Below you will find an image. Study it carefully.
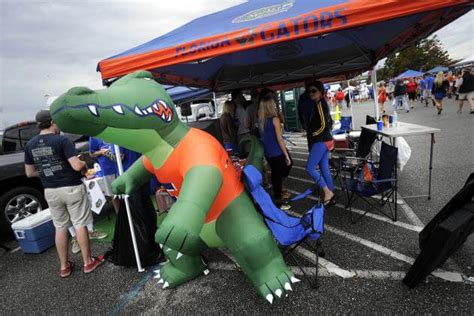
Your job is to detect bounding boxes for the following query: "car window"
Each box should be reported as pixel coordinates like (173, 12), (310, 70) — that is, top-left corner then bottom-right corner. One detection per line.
(2, 127), (21, 153)
(19, 125), (40, 147)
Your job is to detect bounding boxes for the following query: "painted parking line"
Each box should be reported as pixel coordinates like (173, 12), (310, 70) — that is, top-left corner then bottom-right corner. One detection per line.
(285, 188), (422, 232)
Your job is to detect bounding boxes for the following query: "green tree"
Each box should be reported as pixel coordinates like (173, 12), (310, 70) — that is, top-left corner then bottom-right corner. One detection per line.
(377, 35), (460, 81)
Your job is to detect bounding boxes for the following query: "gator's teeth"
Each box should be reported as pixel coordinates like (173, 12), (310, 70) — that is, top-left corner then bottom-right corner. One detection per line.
(153, 103), (159, 111)
(163, 281), (169, 289)
(88, 105), (98, 116)
(176, 252), (183, 260)
(134, 106), (143, 116)
(159, 100), (168, 109)
(284, 282), (292, 291)
(275, 289), (282, 298)
(112, 105), (124, 114)
(161, 113), (166, 120)
(146, 107), (153, 114)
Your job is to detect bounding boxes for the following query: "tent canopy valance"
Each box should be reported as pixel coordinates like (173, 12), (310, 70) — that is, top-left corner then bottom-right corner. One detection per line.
(98, 0), (471, 92)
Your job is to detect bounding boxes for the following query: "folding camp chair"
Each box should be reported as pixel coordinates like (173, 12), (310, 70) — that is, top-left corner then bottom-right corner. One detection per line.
(344, 142), (398, 223)
(243, 165), (325, 288)
(331, 127), (378, 189)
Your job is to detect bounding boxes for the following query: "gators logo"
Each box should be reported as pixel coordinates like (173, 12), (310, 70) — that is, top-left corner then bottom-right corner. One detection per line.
(232, 0), (294, 23)
(152, 100), (174, 122)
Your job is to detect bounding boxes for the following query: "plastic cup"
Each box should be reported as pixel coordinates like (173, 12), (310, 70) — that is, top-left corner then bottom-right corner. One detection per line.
(389, 115), (394, 124)
(377, 121), (383, 131)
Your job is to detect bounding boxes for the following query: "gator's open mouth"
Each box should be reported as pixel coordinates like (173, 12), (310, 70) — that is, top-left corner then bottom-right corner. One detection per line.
(52, 98), (174, 123)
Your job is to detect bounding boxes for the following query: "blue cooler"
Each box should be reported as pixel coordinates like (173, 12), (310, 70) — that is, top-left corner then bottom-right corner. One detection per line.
(11, 209), (55, 254)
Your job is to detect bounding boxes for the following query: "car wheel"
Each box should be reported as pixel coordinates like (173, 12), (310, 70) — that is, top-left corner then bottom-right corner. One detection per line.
(0, 186), (47, 236)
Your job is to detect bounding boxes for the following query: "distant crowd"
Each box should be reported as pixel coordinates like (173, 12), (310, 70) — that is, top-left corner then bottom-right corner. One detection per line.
(377, 68), (474, 115)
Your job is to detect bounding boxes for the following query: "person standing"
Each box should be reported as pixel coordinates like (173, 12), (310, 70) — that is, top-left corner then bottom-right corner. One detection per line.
(432, 72), (449, 115)
(378, 83), (387, 114)
(258, 95), (293, 209)
(393, 80), (409, 113)
(24, 110), (102, 278)
(457, 68), (474, 114)
(89, 137), (120, 213)
(298, 83), (314, 132)
(406, 78), (418, 109)
(424, 73), (436, 107)
(219, 100), (239, 154)
(231, 90), (250, 143)
(305, 81), (336, 206)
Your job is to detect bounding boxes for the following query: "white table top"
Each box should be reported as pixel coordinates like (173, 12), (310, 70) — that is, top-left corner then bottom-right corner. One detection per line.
(361, 121), (440, 138)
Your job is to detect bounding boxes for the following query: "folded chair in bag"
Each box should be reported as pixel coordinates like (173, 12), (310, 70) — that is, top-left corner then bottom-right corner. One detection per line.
(345, 142), (398, 223)
(243, 165), (325, 288)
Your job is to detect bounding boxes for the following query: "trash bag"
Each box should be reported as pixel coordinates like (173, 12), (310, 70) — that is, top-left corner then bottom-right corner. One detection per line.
(107, 184), (163, 267)
(395, 137), (411, 171)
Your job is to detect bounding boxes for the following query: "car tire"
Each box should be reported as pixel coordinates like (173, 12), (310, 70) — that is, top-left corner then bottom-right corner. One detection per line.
(0, 186), (47, 236)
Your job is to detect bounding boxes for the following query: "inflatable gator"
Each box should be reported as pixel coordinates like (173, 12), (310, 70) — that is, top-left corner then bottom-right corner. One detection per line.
(50, 71), (297, 303)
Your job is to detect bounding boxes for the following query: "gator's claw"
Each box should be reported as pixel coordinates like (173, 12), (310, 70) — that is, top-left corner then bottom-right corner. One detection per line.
(155, 223), (206, 256)
(257, 270), (295, 303)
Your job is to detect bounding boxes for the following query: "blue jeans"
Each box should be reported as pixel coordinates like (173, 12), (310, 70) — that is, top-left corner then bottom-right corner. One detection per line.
(394, 95), (409, 112)
(306, 142), (334, 191)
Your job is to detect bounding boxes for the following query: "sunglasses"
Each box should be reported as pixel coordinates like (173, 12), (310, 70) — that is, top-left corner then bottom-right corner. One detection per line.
(309, 89), (319, 94)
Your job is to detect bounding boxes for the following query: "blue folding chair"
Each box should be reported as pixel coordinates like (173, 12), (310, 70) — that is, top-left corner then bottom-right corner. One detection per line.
(243, 165), (325, 288)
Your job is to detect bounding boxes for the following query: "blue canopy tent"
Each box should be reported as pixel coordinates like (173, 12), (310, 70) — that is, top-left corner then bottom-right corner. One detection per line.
(165, 85), (211, 104)
(394, 69), (425, 80)
(99, 0), (470, 89)
(98, 0), (470, 119)
(426, 66), (449, 74)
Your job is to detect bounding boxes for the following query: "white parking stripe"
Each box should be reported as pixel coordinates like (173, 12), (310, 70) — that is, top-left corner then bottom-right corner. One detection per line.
(286, 189), (422, 232)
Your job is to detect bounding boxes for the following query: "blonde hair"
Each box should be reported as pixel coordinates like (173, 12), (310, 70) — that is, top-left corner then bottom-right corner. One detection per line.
(258, 98), (278, 131)
(222, 100), (235, 115)
(434, 72), (444, 86)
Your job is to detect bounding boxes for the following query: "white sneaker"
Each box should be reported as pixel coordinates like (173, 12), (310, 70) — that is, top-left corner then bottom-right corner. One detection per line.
(71, 238), (81, 254)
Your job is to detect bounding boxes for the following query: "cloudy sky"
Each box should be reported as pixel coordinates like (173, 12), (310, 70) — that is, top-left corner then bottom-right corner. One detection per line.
(1, 0), (472, 129)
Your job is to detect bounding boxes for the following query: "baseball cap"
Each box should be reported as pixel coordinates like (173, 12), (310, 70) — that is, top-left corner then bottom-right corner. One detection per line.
(35, 110), (52, 129)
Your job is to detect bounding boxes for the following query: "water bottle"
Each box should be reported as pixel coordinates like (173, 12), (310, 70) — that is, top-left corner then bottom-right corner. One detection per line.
(392, 110), (398, 126)
(94, 163), (103, 177)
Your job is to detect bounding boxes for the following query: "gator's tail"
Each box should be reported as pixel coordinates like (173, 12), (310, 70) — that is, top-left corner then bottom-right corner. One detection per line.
(239, 134), (264, 174)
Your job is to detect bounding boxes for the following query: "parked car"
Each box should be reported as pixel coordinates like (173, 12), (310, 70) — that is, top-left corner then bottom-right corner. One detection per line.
(178, 100), (215, 122)
(0, 121), (89, 236)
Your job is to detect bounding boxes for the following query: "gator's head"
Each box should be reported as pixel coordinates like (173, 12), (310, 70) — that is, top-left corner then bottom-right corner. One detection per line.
(50, 71), (185, 151)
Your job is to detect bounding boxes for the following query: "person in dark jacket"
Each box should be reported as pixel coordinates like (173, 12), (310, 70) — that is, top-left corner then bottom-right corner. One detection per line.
(432, 72), (449, 115)
(393, 80), (409, 113)
(457, 68), (474, 114)
(297, 82), (314, 131)
(305, 81), (336, 206)
(219, 100), (238, 154)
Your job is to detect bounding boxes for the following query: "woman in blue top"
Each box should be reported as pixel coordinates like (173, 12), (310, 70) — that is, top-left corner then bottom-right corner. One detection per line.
(258, 95), (292, 208)
(305, 81), (336, 206)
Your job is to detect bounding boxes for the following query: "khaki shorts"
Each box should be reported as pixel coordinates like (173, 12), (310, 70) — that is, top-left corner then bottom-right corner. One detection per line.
(458, 92), (474, 101)
(44, 184), (93, 231)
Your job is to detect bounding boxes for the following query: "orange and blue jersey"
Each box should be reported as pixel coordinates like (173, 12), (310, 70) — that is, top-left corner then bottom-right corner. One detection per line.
(142, 128), (244, 223)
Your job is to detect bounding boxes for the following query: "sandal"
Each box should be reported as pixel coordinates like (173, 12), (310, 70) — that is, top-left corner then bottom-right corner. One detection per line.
(60, 261), (74, 278)
(323, 195), (337, 207)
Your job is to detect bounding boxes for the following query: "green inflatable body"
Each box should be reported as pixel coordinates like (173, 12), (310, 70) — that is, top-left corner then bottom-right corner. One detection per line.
(50, 71), (297, 303)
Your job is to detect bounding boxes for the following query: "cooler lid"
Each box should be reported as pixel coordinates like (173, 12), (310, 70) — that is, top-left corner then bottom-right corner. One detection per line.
(11, 209), (52, 230)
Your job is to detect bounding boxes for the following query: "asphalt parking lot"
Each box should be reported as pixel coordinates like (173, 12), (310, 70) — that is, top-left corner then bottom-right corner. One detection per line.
(1, 98), (473, 314)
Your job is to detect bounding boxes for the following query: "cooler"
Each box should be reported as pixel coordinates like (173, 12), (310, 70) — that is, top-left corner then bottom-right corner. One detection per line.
(11, 209), (55, 254)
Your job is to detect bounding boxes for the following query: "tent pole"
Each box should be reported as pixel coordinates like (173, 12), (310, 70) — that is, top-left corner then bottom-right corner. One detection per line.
(114, 145), (145, 273)
(212, 92), (217, 115)
(347, 80), (354, 129)
(371, 67), (379, 119)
